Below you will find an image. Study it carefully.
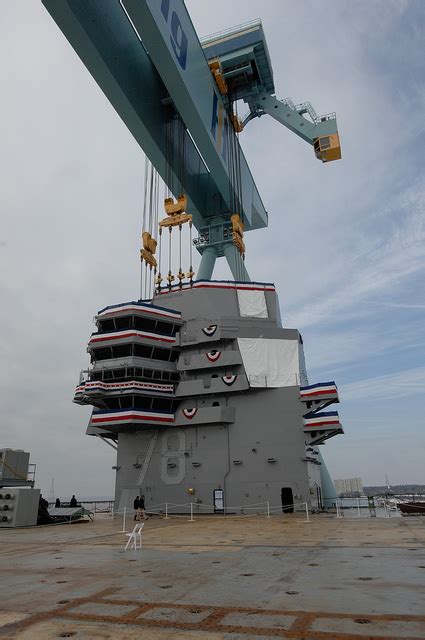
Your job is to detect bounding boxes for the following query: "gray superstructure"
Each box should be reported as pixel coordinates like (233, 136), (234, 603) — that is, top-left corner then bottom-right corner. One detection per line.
(74, 280), (343, 513)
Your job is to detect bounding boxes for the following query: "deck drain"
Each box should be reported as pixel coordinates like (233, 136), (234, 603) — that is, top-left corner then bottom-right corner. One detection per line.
(58, 633), (77, 638)
(141, 570), (151, 573)
(358, 577), (373, 581)
(355, 619), (371, 624)
(159, 585), (173, 589)
(308, 563), (319, 566)
(417, 566), (425, 569)
(362, 555), (374, 558)
(56, 580), (68, 584)
(57, 600), (70, 605)
(286, 591), (299, 595)
(56, 567), (65, 570)
(212, 561), (221, 564)
(240, 573), (255, 577)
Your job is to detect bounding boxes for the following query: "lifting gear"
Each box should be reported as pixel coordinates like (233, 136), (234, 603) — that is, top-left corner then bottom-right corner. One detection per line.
(208, 58), (228, 95)
(231, 213), (245, 257)
(166, 226), (174, 290)
(160, 194), (192, 228)
(187, 221), (195, 283)
(140, 231), (157, 268)
(231, 113), (243, 133)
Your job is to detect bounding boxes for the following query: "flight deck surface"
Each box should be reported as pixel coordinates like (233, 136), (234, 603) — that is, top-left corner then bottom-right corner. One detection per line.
(0, 513), (424, 639)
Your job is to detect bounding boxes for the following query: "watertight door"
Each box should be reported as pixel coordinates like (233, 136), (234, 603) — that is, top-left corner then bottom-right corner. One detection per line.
(281, 487), (294, 513)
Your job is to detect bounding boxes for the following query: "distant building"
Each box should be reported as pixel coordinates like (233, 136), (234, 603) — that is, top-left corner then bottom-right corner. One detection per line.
(334, 477), (363, 496)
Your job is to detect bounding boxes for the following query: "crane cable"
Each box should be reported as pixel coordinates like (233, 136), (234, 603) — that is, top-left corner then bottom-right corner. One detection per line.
(152, 167), (159, 299)
(189, 219), (193, 286)
(157, 227), (163, 294)
(228, 91), (245, 281)
(227, 92), (240, 281)
(140, 156), (149, 299)
(168, 226), (172, 291)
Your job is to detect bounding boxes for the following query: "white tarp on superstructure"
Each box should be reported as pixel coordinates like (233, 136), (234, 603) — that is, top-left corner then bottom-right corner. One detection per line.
(237, 338), (300, 387)
(237, 289), (268, 318)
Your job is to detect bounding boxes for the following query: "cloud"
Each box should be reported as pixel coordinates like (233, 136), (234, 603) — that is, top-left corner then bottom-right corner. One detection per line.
(340, 367), (425, 402)
(283, 176), (425, 329)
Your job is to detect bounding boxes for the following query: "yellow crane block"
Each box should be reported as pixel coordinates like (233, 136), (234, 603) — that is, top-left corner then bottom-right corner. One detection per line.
(231, 213), (245, 256)
(231, 113), (243, 133)
(164, 194), (188, 216)
(160, 194), (192, 228)
(140, 231), (157, 268)
(159, 213), (192, 228)
(208, 58), (228, 95)
(142, 231), (157, 254)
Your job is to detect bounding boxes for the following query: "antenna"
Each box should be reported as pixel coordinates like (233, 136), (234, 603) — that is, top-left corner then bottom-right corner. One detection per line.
(48, 477), (55, 503)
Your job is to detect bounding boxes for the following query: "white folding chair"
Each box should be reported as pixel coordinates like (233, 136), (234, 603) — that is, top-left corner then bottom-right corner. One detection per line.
(124, 522), (144, 551)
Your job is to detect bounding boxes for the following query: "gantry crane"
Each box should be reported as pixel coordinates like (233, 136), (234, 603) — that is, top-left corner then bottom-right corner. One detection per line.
(42, 0), (341, 282)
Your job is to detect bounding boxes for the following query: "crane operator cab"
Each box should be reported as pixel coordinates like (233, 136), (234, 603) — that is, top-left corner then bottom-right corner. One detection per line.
(313, 133), (342, 163)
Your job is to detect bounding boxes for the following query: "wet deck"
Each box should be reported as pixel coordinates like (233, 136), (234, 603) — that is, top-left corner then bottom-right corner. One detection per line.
(1, 513), (425, 639)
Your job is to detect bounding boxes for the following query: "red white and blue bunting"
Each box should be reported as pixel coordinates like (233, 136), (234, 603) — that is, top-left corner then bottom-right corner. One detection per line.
(222, 375), (237, 386)
(304, 411), (340, 429)
(159, 280), (275, 294)
(206, 350), (221, 362)
(202, 325), (217, 337)
(300, 381), (338, 400)
(182, 408), (198, 419)
(88, 329), (176, 345)
(74, 380), (174, 399)
(91, 409), (174, 426)
(97, 301), (181, 321)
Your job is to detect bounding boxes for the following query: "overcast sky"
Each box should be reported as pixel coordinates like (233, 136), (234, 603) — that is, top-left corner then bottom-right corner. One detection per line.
(1, 1), (424, 498)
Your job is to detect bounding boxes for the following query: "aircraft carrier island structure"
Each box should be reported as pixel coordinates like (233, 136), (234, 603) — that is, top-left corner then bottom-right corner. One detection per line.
(74, 280), (343, 513)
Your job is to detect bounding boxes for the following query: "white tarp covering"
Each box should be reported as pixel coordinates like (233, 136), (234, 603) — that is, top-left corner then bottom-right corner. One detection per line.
(298, 344), (309, 386)
(237, 338), (300, 387)
(237, 289), (268, 318)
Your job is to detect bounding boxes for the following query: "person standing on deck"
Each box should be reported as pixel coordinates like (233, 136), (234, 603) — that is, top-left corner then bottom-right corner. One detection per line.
(133, 495), (140, 521)
(138, 494), (146, 520)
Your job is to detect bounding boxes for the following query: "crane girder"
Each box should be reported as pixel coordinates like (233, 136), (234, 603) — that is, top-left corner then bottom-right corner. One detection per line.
(121, 0), (268, 233)
(41, 0), (230, 232)
(41, 0), (268, 237)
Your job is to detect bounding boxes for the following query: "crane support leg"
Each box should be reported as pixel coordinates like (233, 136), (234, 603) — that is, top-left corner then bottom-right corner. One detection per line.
(223, 244), (250, 283)
(197, 247), (218, 281)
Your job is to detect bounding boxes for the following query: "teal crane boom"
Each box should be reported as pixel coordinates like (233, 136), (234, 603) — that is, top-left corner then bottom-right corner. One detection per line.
(42, 0), (341, 282)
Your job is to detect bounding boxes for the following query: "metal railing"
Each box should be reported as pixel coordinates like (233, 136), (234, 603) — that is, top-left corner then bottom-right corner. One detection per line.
(200, 19), (262, 46)
(117, 500), (310, 531)
(48, 499), (114, 513)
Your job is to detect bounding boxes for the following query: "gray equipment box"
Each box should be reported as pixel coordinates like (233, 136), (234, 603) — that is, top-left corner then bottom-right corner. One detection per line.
(0, 488), (40, 527)
(0, 449), (30, 483)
